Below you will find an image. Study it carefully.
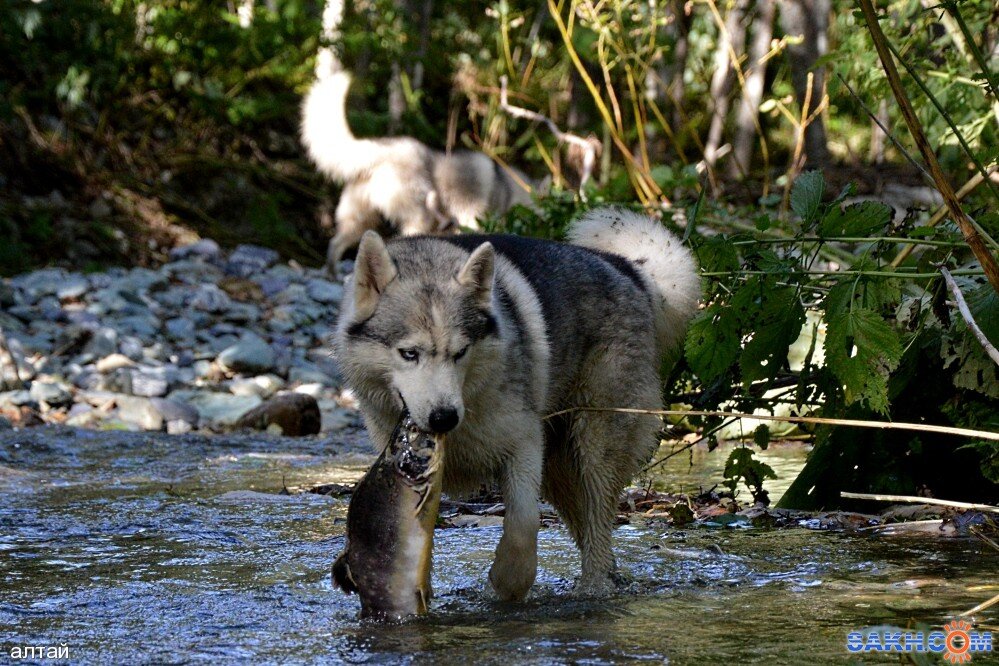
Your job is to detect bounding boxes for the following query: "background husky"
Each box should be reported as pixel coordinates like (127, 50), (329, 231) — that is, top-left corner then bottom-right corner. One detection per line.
(301, 71), (537, 270)
(334, 208), (700, 600)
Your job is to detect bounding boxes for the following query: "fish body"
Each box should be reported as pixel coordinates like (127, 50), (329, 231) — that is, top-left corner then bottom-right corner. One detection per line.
(332, 411), (443, 620)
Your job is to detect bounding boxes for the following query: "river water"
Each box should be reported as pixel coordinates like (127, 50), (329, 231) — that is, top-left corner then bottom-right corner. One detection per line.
(1, 427), (995, 664)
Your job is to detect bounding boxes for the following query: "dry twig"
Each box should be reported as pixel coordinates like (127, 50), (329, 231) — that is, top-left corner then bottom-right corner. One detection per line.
(839, 492), (999, 514)
(498, 75), (601, 191)
(940, 266), (999, 367)
(543, 407), (999, 441)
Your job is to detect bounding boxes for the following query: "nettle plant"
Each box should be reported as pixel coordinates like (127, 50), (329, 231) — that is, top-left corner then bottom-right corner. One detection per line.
(677, 170), (999, 503)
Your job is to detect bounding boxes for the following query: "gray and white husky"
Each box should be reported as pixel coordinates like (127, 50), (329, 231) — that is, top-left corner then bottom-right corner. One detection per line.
(301, 71), (537, 269)
(334, 207), (700, 600)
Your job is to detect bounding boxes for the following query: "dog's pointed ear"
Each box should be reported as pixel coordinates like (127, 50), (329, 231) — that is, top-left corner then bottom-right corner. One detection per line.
(353, 231), (397, 320)
(457, 242), (495, 307)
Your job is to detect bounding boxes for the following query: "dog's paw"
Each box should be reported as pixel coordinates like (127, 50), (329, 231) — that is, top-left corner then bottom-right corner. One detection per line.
(572, 573), (615, 598)
(488, 554), (536, 602)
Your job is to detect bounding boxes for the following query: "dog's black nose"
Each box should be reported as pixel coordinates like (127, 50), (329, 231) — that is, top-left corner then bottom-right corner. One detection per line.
(428, 407), (459, 433)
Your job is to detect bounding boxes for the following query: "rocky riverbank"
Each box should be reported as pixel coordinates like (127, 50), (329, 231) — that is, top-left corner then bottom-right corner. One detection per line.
(0, 241), (361, 437)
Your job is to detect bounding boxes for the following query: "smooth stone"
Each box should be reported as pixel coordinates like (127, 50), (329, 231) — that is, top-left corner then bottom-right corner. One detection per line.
(82, 327), (118, 359)
(150, 397), (199, 427)
(256, 277), (289, 298)
(305, 279), (343, 304)
(116, 395), (163, 431)
(165, 317), (196, 340)
(273, 283), (308, 305)
(56, 276), (89, 301)
(226, 244), (280, 277)
(169, 239), (221, 263)
(130, 370), (169, 398)
(29, 380), (72, 407)
(229, 374), (284, 399)
(167, 390), (261, 427)
(121, 268), (168, 294)
(235, 392), (321, 436)
(217, 333), (274, 374)
(190, 284), (232, 313)
(0, 390), (35, 407)
(119, 337), (145, 362)
(117, 316), (159, 340)
(96, 353), (135, 374)
(288, 363), (335, 387)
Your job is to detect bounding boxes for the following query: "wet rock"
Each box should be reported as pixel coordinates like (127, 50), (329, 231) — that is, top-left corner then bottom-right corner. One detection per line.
(168, 390), (261, 428)
(165, 317), (196, 340)
(217, 333), (274, 374)
(150, 397), (199, 433)
(0, 415), (11, 430)
(30, 380), (73, 407)
(235, 392), (321, 436)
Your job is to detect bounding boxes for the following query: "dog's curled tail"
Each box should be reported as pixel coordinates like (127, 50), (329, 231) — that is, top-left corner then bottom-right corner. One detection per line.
(301, 71), (383, 182)
(568, 208), (701, 351)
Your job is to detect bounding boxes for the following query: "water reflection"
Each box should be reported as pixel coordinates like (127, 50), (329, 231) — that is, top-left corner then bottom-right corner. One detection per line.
(0, 426), (994, 663)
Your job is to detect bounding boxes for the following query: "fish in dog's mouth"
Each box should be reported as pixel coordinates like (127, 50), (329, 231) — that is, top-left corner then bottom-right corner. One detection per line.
(332, 410), (445, 620)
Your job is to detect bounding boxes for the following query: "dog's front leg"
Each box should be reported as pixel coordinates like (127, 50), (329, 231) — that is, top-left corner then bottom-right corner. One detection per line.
(488, 422), (542, 601)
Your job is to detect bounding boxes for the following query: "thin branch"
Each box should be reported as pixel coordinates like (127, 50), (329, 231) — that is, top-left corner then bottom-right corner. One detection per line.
(856, 0), (999, 295)
(940, 266), (999, 367)
(542, 407), (999, 441)
(835, 72), (931, 183)
(961, 592), (999, 617)
(839, 491), (999, 514)
(891, 165), (997, 267)
(499, 75), (601, 191)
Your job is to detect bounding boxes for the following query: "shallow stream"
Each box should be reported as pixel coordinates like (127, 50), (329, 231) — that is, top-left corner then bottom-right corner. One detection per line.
(1, 427), (995, 664)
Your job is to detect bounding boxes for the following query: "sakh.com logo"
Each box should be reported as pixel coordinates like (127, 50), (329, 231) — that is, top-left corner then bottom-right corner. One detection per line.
(847, 620), (993, 663)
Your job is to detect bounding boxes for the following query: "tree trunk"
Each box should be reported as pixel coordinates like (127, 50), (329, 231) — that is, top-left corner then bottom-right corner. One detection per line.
(779, 0), (830, 167)
(729, 0), (775, 179)
(703, 0), (750, 169)
(662, 0), (692, 135)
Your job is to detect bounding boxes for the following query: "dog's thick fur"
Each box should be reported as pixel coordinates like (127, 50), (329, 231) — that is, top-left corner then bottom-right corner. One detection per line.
(334, 208), (700, 599)
(301, 72), (536, 268)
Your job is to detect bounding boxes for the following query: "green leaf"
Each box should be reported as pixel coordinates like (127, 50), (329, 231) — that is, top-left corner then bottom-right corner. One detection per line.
(819, 201), (891, 237)
(965, 283), (999, 347)
(754, 424), (771, 450)
(825, 308), (903, 414)
(740, 287), (806, 383)
(696, 235), (740, 273)
(685, 306), (740, 382)
(790, 170), (825, 224)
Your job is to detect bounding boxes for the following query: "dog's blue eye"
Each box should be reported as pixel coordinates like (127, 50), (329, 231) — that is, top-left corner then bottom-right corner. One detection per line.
(453, 346), (469, 361)
(398, 348), (419, 362)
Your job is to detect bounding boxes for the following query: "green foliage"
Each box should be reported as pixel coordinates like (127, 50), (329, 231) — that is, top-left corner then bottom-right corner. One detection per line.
(723, 447), (777, 505)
